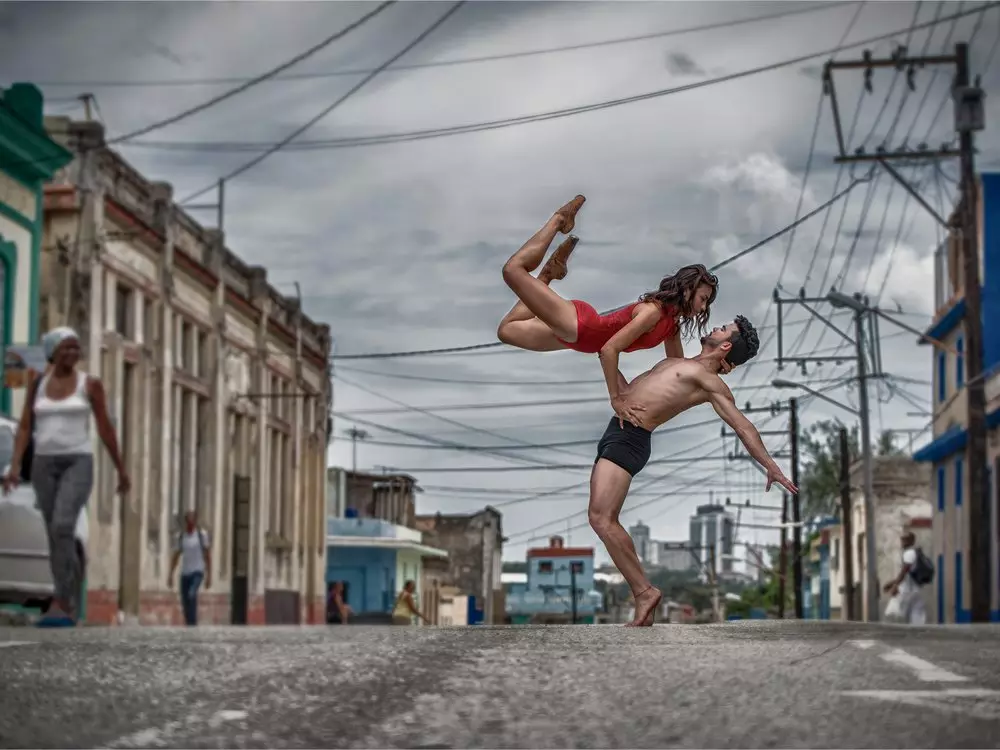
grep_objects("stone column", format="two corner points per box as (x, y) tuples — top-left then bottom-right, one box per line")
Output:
(248, 266), (271, 600)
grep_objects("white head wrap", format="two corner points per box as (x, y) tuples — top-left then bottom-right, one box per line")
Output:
(42, 327), (79, 361)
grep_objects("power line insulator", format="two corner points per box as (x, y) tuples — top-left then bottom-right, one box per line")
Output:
(906, 65), (916, 91)
(863, 49), (874, 93)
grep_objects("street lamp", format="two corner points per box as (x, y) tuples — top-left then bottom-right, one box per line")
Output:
(774, 369), (879, 623)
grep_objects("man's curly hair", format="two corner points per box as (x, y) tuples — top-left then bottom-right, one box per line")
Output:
(725, 314), (759, 367)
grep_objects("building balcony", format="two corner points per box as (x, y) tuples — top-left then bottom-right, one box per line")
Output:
(326, 516), (447, 558)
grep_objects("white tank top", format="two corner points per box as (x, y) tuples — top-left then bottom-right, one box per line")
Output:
(33, 371), (93, 456)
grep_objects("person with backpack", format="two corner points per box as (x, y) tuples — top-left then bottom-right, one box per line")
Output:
(2, 327), (130, 628)
(168, 510), (212, 626)
(883, 531), (933, 625)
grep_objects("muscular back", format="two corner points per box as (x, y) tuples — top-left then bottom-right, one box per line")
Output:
(626, 358), (721, 430)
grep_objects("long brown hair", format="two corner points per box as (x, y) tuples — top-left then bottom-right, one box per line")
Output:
(640, 264), (718, 339)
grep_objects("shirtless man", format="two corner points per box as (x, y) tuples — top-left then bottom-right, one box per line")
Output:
(587, 315), (798, 626)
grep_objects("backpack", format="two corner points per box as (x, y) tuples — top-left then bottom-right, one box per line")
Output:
(178, 528), (208, 555)
(910, 547), (935, 586)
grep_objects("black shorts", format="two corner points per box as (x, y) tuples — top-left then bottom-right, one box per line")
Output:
(594, 417), (652, 477)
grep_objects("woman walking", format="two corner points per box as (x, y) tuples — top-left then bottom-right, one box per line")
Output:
(3, 327), (130, 627)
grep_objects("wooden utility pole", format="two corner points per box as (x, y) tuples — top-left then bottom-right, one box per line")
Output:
(822, 42), (988, 620)
(839, 427), (855, 621)
(778, 493), (788, 619)
(789, 398), (803, 619)
(954, 43), (990, 623)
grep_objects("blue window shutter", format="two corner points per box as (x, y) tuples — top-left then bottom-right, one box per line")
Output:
(956, 336), (965, 387)
(956, 457), (964, 507)
(938, 351), (947, 402)
(937, 466), (946, 512)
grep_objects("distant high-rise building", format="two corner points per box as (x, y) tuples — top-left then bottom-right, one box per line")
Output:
(628, 521), (652, 564)
(650, 541), (694, 572)
(688, 504), (735, 581)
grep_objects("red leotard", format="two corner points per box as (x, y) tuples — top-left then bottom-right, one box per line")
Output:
(556, 300), (678, 354)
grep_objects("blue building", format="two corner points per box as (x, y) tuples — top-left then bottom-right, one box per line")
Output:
(505, 536), (602, 624)
(326, 514), (448, 619)
(911, 173), (1000, 623)
(326, 468), (447, 621)
(801, 518), (839, 621)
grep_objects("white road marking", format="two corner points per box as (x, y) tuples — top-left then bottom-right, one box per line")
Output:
(844, 689), (1000, 699)
(848, 639), (877, 650)
(211, 710), (248, 723)
(840, 689), (1000, 720)
(879, 647), (969, 682)
(0, 641), (35, 649)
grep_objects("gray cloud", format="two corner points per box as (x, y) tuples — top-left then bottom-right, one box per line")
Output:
(2, 0), (984, 562)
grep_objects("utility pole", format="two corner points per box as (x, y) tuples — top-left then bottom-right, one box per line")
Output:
(345, 427), (370, 472)
(778, 493), (788, 619)
(708, 543), (721, 622)
(823, 42), (988, 621)
(955, 43), (990, 623)
(853, 300), (879, 623)
(774, 290), (881, 619)
(789, 397), (803, 619)
(839, 426), (855, 621)
(570, 562), (578, 625)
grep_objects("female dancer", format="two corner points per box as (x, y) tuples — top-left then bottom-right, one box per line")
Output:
(497, 195), (722, 425)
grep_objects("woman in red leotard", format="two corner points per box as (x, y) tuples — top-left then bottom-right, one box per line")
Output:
(497, 195), (722, 425)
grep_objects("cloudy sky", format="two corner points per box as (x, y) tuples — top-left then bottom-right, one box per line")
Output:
(4, 0), (998, 565)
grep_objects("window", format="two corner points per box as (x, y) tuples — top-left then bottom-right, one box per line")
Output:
(937, 466), (946, 512)
(538, 561), (553, 574)
(197, 330), (209, 378)
(143, 298), (155, 346)
(955, 457), (964, 508)
(937, 351), (947, 402)
(115, 284), (133, 338)
(956, 336), (965, 388)
(570, 561), (584, 574)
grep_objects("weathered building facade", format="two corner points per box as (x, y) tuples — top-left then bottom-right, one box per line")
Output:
(414, 507), (504, 625)
(41, 117), (333, 626)
(912, 174), (1000, 623)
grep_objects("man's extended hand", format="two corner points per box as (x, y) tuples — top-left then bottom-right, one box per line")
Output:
(765, 466), (798, 495)
(611, 392), (646, 429)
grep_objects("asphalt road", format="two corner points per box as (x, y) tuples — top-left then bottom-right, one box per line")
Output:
(1, 620), (999, 749)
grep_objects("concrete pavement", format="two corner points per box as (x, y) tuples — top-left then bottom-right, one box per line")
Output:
(1, 620), (999, 748)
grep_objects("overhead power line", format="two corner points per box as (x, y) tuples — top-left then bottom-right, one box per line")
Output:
(104, 2), (395, 145)
(123, 2), (998, 156)
(179, 1), (466, 204)
(34, 2), (853, 88)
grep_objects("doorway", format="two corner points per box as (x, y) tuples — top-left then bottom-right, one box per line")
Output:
(231, 474), (251, 625)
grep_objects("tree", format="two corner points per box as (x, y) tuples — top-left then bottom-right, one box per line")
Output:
(798, 420), (904, 518)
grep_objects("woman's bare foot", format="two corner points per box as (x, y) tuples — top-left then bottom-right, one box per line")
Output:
(625, 586), (662, 627)
(539, 235), (579, 283)
(555, 195), (586, 234)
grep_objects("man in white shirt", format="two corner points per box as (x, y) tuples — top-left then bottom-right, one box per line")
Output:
(168, 510), (212, 626)
(883, 532), (927, 625)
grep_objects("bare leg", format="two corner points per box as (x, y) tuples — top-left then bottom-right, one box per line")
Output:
(499, 199), (585, 344)
(588, 458), (662, 627)
(499, 235), (580, 326)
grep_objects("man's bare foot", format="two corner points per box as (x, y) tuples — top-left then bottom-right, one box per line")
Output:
(625, 586), (662, 627)
(539, 235), (579, 283)
(555, 195), (586, 234)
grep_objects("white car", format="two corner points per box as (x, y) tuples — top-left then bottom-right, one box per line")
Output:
(0, 415), (88, 609)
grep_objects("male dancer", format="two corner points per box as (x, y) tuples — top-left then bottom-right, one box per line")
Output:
(587, 315), (798, 626)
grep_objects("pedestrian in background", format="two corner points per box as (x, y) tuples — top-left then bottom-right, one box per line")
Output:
(327, 581), (352, 625)
(3, 327), (130, 627)
(883, 531), (932, 625)
(391, 580), (429, 626)
(168, 510), (212, 626)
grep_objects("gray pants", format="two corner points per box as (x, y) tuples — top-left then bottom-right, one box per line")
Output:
(32, 454), (93, 614)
